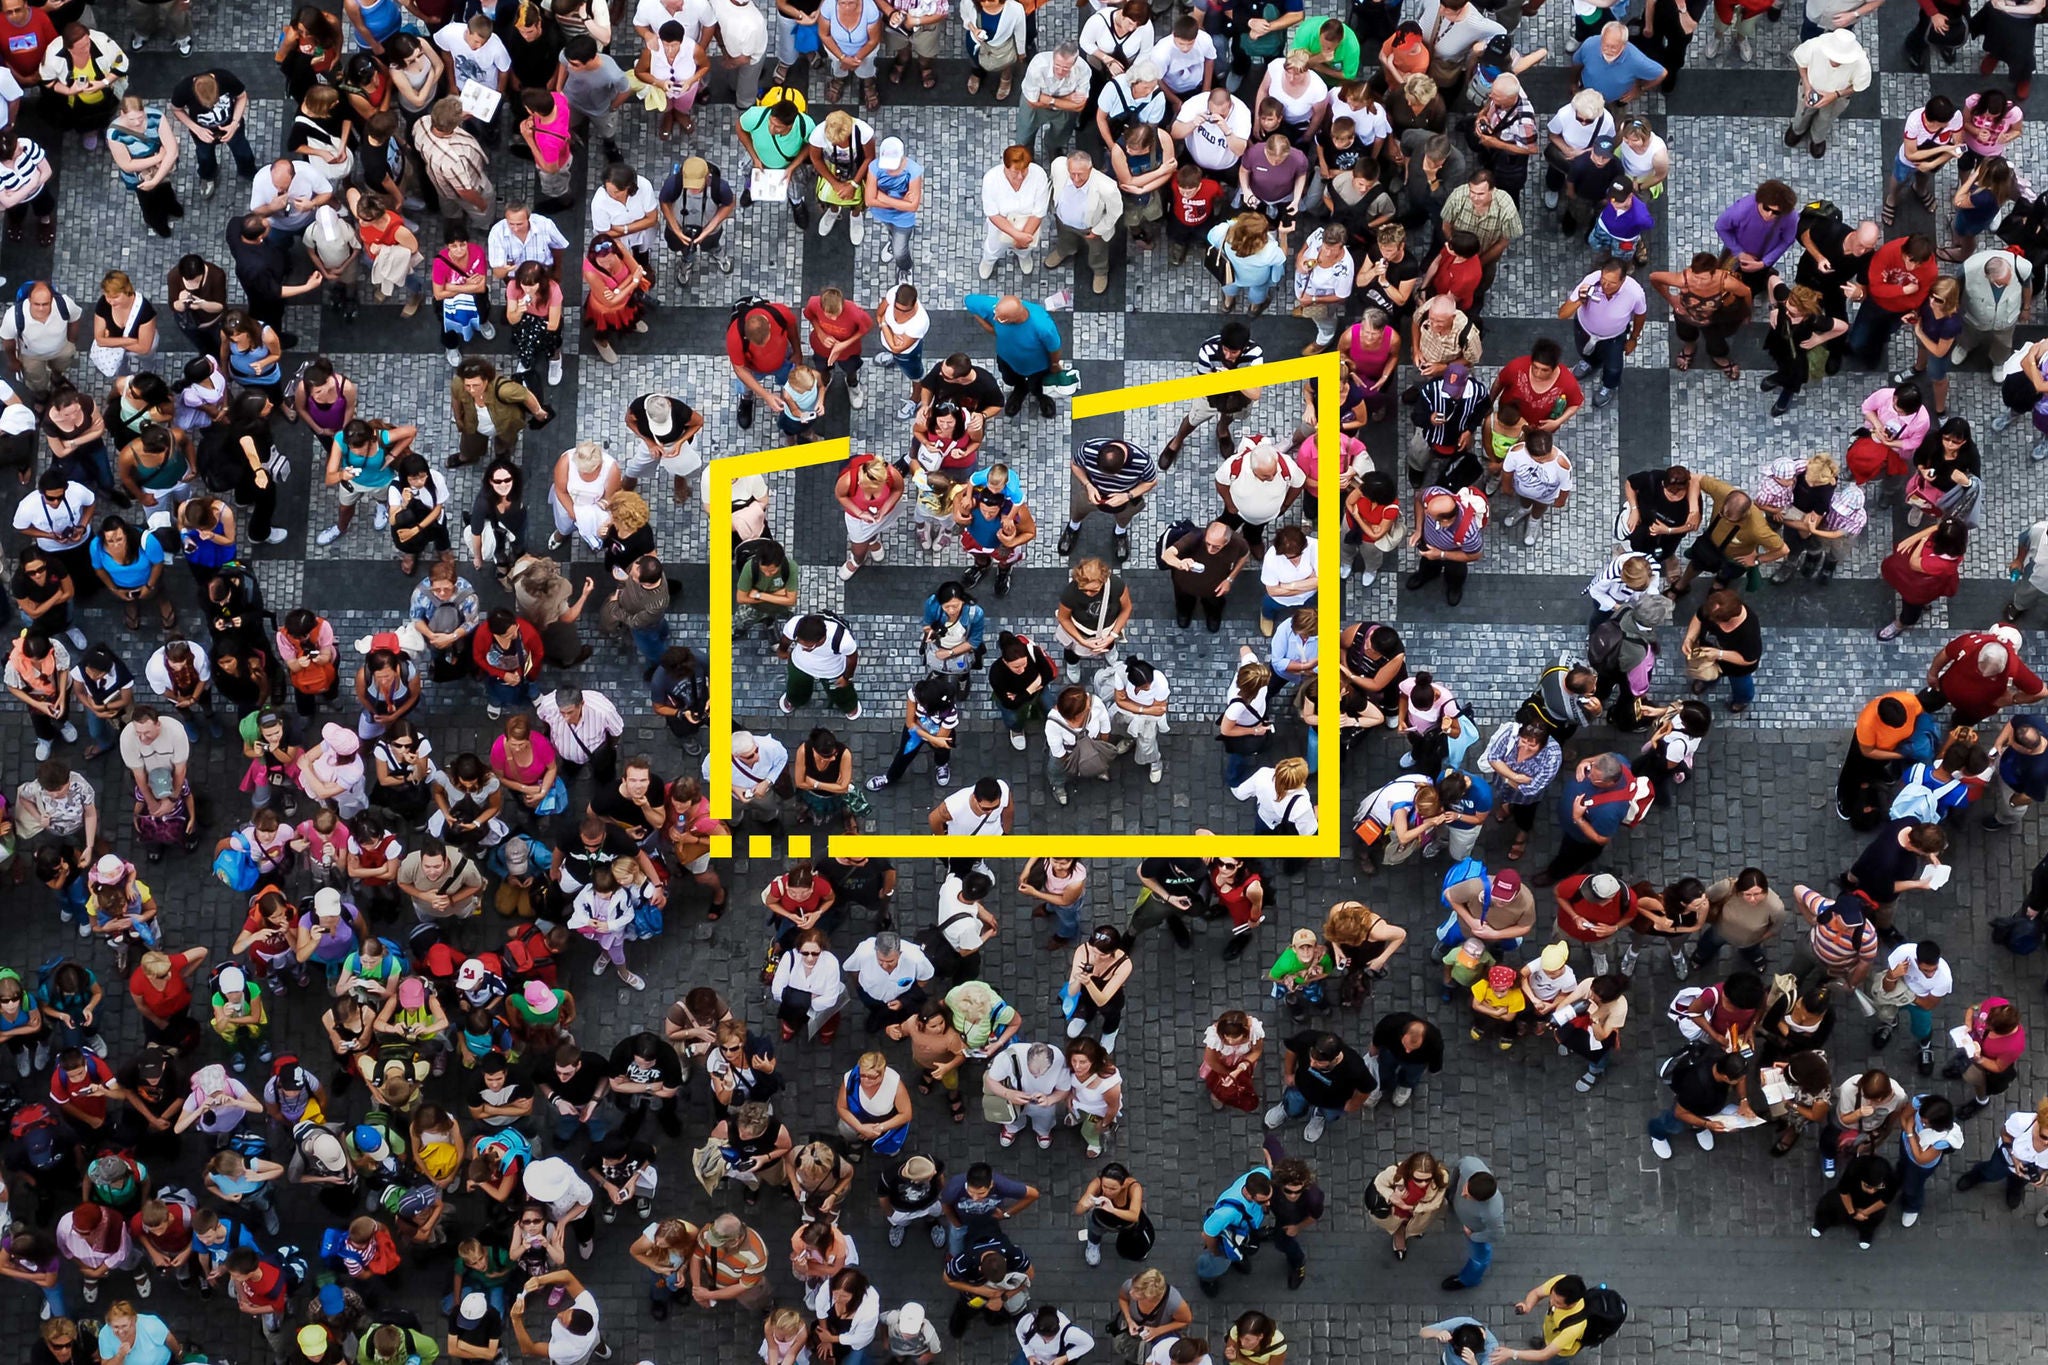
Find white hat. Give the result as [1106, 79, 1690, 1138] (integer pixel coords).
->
[92, 853, 126, 881]
[877, 136, 905, 170]
[897, 1304, 927, 1337]
[313, 887, 344, 919]
[217, 965, 247, 993]
[523, 1156, 577, 1204]
[458, 1293, 490, 1323]
[455, 960, 486, 990]
[1810, 27, 1864, 62]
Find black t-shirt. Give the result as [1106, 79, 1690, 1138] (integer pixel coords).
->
[535, 1057, 606, 1107]
[919, 362, 1004, 415]
[988, 647, 1057, 710]
[1357, 248, 1422, 320]
[1371, 1013, 1444, 1071]
[1669, 1055, 1732, 1117]
[876, 1153, 944, 1209]
[170, 69, 246, 128]
[590, 781, 669, 840]
[453, 1310, 503, 1353]
[93, 296, 156, 344]
[607, 1036, 684, 1089]
[1564, 152, 1618, 204]
[626, 394, 700, 442]
[822, 857, 893, 912]
[1847, 819, 1924, 904]
[116, 1058, 190, 1115]
[554, 828, 642, 886]
[1793, 214, 1866, 294]
[1625, 470, 1690, 538]
[499, 18, 563, 88]
[1695, 604, 1761, 677]
[226, 228, 294, 300]
[1283, 1030, 1376, 1107]
[1138, 856, 1206, 902]
[1059, 576, 1127, 633]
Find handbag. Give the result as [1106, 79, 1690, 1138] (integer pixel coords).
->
[1202, 244, 1236, 286]
[212, 833, 260, 893]
[1362, 1180, 1394, 1220]
[1105, 1324, 1146, 1363]
[792, 18, 821, 51]
[535, 779, 570, 817]
[1059, 980, 1081, 1018]
[1683, 647, 1722, 683]
[975, 35, 1019, 69]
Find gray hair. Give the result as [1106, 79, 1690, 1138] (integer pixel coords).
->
[1986, 254, 2013, 281]
[1978, 643, 2011, 676]
[1054, 39, 1079, 58]
[1589, 754, 1625, 783]
[874, 930, 902, 955]
[1025, 1042, 1059, 1073]
[555, 685, 584, 709]
[1067, 149, 1094, 171]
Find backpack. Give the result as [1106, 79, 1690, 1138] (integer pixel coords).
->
[1889, 762, 1963, 824]
[274, 1242, 310, 1291]
[1799, 198, 1843, 227]
[1154, 518, 1200, 572]
[9, 288, 76, 337]
[1560, 1285, 1629, 1348]
[1051, 715, 1116, 780]
[789, 610, 853, 655]
[212, 832, 261, 893]
[729, 296, 792, 350]
[1585, 773, 1655, 828]
[1586, 620, 1625, 674]
[755, 84, 807, 113]
[502, 923, 559, 987]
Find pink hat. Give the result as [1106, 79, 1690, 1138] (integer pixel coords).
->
[1486, 964, 1518, 991]
[322, 723, 360, 755]
[523, 980, 556, 1011]
[398, 978, 426, 1009]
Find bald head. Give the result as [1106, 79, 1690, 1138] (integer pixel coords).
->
[993, 295, 1028, 323]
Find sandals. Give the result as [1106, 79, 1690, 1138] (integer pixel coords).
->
[1508, 833, 1529, 861]
[1711, 356, 1741, 381]
[861, 79, 880, 111]
[994, 74, 1012, 100]
[824, 78, 845, 102]
[888, 56, 908, 84]
[35, 217, 54, 247]
[920, 62, 935, 88]
[1675, 346, 1695, 372]
[1880, 199, 1897, 227]
[965, 73, 981, 94]
[122, 602, 140, 631]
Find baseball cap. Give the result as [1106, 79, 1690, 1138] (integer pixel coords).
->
[678, 156, 709, 190]
[898, 1304, 928, 1337]
[1539, 942, 1571, 973]
[456, 960, 486, 990]
[217, 965, 247, 994]
[1585, 872, 1622, 900]
[1443, 362, 1471, 391]
[276, 1062, 307, 1091]
[136, 1047, 169, 1081]
[523, 980, 556, 1011]
[877, 136, 905, 170]
[313, 887, 343, 919]
[398, 977, 427, 1009]
[458, 1292, 490, 1324]
[298, 1328, 330, 1357]
[1591, 134, 1617, 155]
[352, 1124, 386, 1154]
[1489, 869, 1522, 901]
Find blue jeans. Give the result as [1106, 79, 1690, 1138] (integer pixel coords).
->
[553, 1109, 614, 1146]
[1262, 589, 1316, 622]
[1715, 672, 1757, 706]
[1051, 895, 1084, 941]
[1847, 299, 1904, 362]
[82, 708, 118, 751]
[1224, 750, 1259, 789]
[190, 126, 257, 180]
[1281, 1086, 1342, 1124]
[484, 677, 540, 708]
[886, 343, 924, 385]
[1577, 325, 1627, 390]
[1456, 1236, 1493, 1286]
[630, 621, 671, 667]
[1388, 1060, 1428, 1090]
[38, 1284, 65, 1319]
[647, 1269, 685, 1305]
[1195, 1242, 1242, 1283]
[1687, 925, 1768, 974]
[1895, 1156, 1940, 1212]
[732, 360, 795, 406]
[996, 698, 1043, 734]
[1647, 1106, 1690, 1143]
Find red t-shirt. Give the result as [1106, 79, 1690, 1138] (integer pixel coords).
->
[49, 1053, 116, 1122]
[1493, 355, 1584, 425]
[724, 301, 799, 374]
[1429, 250, 1484, 312]
[129, 1202, 191, 1255]
[0, 10, 55, 82]
[1934, 632, 2044, 716]
[803, 298, 874, 360]
[129, 951, 195, 1020]
[1554, 874, 1637, 942]
[1170, 177, 1225, 227]
[236, 1261, 289, 1314]
[1867, 238, 1937, 315]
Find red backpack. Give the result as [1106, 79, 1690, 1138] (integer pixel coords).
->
[501, 924, 558, 987]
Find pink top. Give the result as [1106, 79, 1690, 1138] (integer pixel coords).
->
[490, 732, 558, 784]
[1973, 996, 2027, 1067]
[1861, 388, 1932, 452]
[275, 617, 335, 665]
[432, 246, 488, 290]
[295, 816, 352, 865]
[1295, 431, 1366, 486]
[1962, 95, 2023, 156]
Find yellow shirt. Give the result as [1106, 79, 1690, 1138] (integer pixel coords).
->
[1471, 980, 1526, 1015]
[1539, 1278, 1591, 1358]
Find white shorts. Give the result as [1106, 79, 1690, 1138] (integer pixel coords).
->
[620, 442, 703, 482]
[338, 480, 392, 508]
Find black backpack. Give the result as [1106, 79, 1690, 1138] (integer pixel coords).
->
[1561, 1286, 1628, 1348]
[1587, 620, 1625, 673]
[1154, 518, 1200, 571]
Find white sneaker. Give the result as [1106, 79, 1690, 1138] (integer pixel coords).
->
[818, 209, 841, 237]
[548, 357, 564, 386]
[848, 383, 864, 410]
[592, 956, 610, 976]
[1083, 1238, 1101, 1266]
[977, 258, 995, 280]
[1696, 1129, 1716, 1151]
[1019, 255, 1035, 276]
[617, 968, 646, 991]
[478, 321, 497, 341]
[265, 528, 289, 544]
[175, 36, 191, 53]
[1651, 1137, 1673, 1160]
[136, 1272, 152, 1299]
[33, 740, 50, 761]
[1900, 1211, 1919, 1227]
[1302, 1113, 1327, 1143]
[1365, 1086, 1385, 1107]
[1149, 764, 1162, 784]
[1543, 189, 1560, 210]
[1053, 787, 1069, 804]
[374, 504, 390, 530]
[446, 348, 462, 367]
[896, 397, 918, 420]
[1263, 1103, 1287, 1129]
[1356, 568, 1377, 586]
[59, 722, 76, 743]
[1523, 519, 1539, 547]
[1009, 731, 1027, 750]
[317, 525, 343, 546]
[12, 1050, 26, 1077]
[848, 215, 865, 245]
[1392, 1086, 1413, 1108]
[1734, 33, 1753, 61]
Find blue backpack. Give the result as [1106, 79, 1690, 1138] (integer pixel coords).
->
[212, 833, 261, 893]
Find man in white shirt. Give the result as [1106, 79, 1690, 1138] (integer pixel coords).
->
[1215, 437, 1305, 547]
[487, 203, 570, 284]
[511, 1269, 609, 1365]
[929, 779, 1012, 835]
[983, 1041, 1072, 1147]
[711, 728, 789, 830]
[875, 281, 930, 419]
[703, 0, 768, 107]
[633, 0, 710, 47]
[0, 282, 80, 396]
[591, 164, 660, 268]
[843, 929, 935, 1032]
[435, 15, 513, 95]
[1232, 757, 1317, 835]
[1046, 150, 1122, 294]
[1172, 86, 1251, 174]
[1016, 42, 1089, 159]
[979, 145, 1050, 280]
[13, 469, 92, 554]
[247, 157, 332, 234]
[534, 685, 625, 784]
[1872, 940, 1953, 1070]
[778, 613, 860, 718]
[1148, 14, 1216, 105]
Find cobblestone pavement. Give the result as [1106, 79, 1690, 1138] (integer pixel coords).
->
[8, 0, 2048, 1362]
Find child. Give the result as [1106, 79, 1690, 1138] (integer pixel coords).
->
[1267, 927, 1334, 1021]
[209, 963, 272, 1073]
[1469, 963, 1526, 1050]
[174, 354, 229, 433]
[910, 467, 961, 557]
[293, 805, 352, 889]
[1441, 936, 1495, 1003]
[1499, 429, 1575, 549]
[1478, 399, 1528, 495]
[567, 860, 646, 991]
[1634, 697, 1713, 805]
[777, 364, 824, 443]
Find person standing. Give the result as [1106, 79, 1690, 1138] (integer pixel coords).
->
[1556, 259, 1645, 409]
[963, 291, 1064, 419]
[1442, 1155, 1502, 1291]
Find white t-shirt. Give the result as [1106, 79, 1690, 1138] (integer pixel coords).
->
[2004, 1111, 2048, 1169]
[1887, 944, 1954, 998]
[937, 786, 1009, 836]
[1502, 447, 1574, 504]
[878, 286, 930, 351]
[1147, 32, 1216, 92]
[1045, 695, 1111, 757]
[1546, 104, 1615, 154]
[707, 0, 768, 57]
[434, 24, 513, 88]
[1218, 449, 1306, 525]
[590, 176, 660, 250]
[842, 938, 934, 1000]
[780, 616, 857, 679]
[0, 293, 79, 359]
[982, 162, 1051, 226]
[936, 877, 987, 950]
[633, 0, 711, 40]
[548, 1290, 602, 1365]
[1113, 666, 1170, 712]
[1181, 97, 1252, 171]
[1259, 543, 1317, 606]
[1328, 92, 1390, 143]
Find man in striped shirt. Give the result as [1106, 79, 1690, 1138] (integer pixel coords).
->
[1060, 438, 1158, 564]
[413, 97, 495, 238]
[1405, 486, 1484, 607]
[1159, 322, 1266, 469]
[1790, 883, 1879, 991]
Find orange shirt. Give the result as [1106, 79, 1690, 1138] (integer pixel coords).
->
[1854, 690, 1921, 754]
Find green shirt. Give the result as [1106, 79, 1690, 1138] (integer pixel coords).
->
[1268, 946, 1335, 983]
[738, 557, 797, 600]
[1289, 19, 1358, 79]
[1441, 943, 1496, 987]
[739, 105, 816, 170]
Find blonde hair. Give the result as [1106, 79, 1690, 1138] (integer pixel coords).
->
[570, 439, 606, 473]
[822, 110, 854, 141]
[304, 84, 341, 116]
[1803, 451, 1839, 486]
[101, 270, 134, 299]
[1929, 276, 1961, 313]
[1071, 556, 1110, 592]
[607, 489, 649, 536]
[1131, 1268, 1168, 1298]
[1401, 73, 1437, 106]
[1273, 757, 1309, 793]
[766, 1308, 807, 1340]
[139, 951, 172, 980]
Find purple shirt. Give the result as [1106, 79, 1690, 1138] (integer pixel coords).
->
[1571, 272, 1647, 339]
[1419, 487, 1484, 554]
[1597, 196, 1655, 243]
[1714, 194, 1796, 266]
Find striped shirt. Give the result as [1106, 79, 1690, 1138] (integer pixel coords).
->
[0, 135, 46, 198]
[1419, 486, 1484, 555]
[1075, 439, 1158, 497]
[1797, 885, 1877, 972]
[1195, 335, 1266, 373]
[411, 118, 493, 202]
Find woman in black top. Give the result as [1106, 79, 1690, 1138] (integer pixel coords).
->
[13, 548, 79, 644]
[1762, 282, 1848, 418]
[1683, 588, 1762, 714]
[201, 391, 282, 544]
[986, 631, 1057, 741]
[1907, 417, 1980, 526]
[467, 458, 529, 582]
[40, 386, 118, 502]
[600, 492, 657, 580]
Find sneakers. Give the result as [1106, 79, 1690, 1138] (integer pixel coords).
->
[12, 1049, 26, 1077]
[175, 35, 191, 53]
[478, 321, 497, 341]
[593, 955, 610, 976]
[848, 215, 866, 245]
[843, 703, 862, 720]
[58, 721, 75, 743]
[1543, 189, 1560, 210]
[1900, 1210, 1919, 1228]
[1872, 1023, 1895, 1049]
[1523, 518, 1539, 547]
[1302, 1113, 1327, 1143]
[777, 694, 794, 714]
[977, 259, 995, 280]
[548, 357, 564, 386]
[1148, 764, 1162, 784]
[1993, 409, 2020, 432]
[737, 397, 756, 429]
[1698, 22, 1721, 54]
[1734, 33, 1753, 60]
[1082, 1234, 1102, 1266]
[1697, 1129, 1716, 1151]
[1392, 1086, 1412, 1107]
[1571, 360, 1594, 379]
[1263, 1102, 1288, 1129]
[136, 1271, 152, 1298]
[446, 347, 462, 367]
[848, 381, 864, 409]
[265, 528, 289, 544]
[1019, 256, 1034, 276]
[887, 1223, 906, 1248]
[1592, 385, 1616, 409]
[818, 209, 842, 237]
[317, 524, 344, 546]
[929, 1221, 948, 1248]
[33, 740, 50, 761]
[896, 397, 919, 420]
[1009, 731, 1027, 750]
[1651, 1137, 1673, 1160]
[374, 504, 390, 530]
[1575, 1070, 1600, 1092]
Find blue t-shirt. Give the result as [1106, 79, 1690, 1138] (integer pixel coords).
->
[1440, 767, 1494, 819]
[90, 532, 168, 591]
[1999, 716, 2048, 799]
[1201, 1166, 1272, 1238]
[1560, 756, 1631, 840]
[1572, 41, 1664, 101]
[99, 1314, 173, 1365]
[962, 294, 1063, 377]
[869, 158, 921, 230]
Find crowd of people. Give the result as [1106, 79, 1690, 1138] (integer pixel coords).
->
[0, 0, 2042, 1356]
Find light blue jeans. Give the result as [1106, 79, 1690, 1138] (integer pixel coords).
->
[1222, 259, 1285, 305]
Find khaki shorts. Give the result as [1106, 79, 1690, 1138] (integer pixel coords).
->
[885, 23, 942, 58]
[337, 480, 389, 508]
